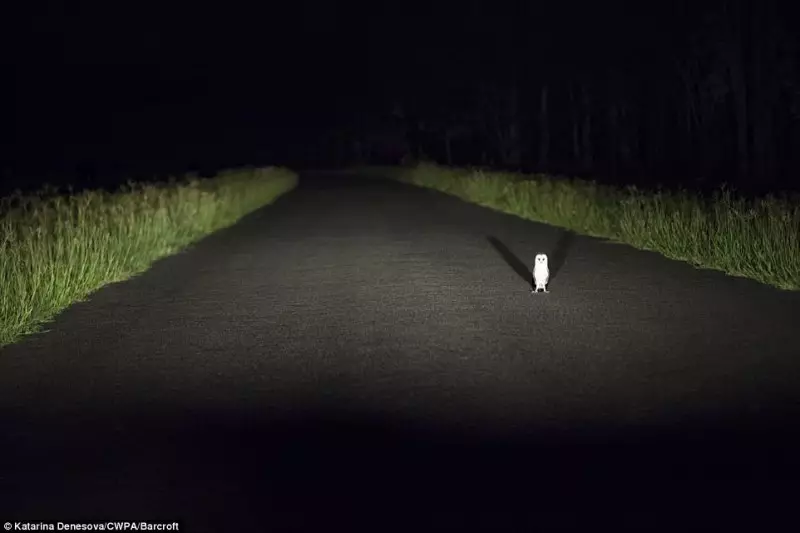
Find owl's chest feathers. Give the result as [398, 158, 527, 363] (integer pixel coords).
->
[533, 266, 549, 280]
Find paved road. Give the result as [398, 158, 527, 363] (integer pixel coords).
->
[2, 172, 799, 531]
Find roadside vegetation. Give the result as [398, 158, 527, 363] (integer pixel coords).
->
[0, 166, 298, 347]
[354, 162, 800, 292]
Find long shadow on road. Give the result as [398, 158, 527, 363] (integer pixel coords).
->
[548, 229, 574, 284]
[487, 236, 531, 286]
[487, 229, 574, 290]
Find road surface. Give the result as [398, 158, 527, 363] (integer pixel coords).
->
[2, 172, 799, 531]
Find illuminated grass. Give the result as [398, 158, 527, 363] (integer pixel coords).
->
[0, 166, 298, 347]
[354, 162, 800, 291]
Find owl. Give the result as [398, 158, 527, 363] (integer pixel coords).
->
[532, 253, 549, 293]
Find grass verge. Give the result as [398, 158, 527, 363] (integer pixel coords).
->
[351, 162, 800, 291]
[0, 166, 298, 347]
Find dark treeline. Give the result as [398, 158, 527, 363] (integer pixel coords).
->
[0, 62, 294, 196]
[311, 0, 800, 197]
[1, 0, 799, 198]
[0, 0, 345, 196]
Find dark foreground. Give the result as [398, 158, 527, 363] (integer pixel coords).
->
[2, 173, 799, 531]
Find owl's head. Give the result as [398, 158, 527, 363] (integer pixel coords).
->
[535, 253, 548, 267]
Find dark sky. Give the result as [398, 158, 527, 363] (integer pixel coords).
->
[1, 0, 694, 114]
[2, 0, 796, 184]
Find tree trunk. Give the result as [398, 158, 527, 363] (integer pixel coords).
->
[569, 82, 581, 168]
[506, 85, 521, 167]
[750, 1, 779, 188]
[730, 57, 749, 183]
[721, 0, 750, 184]
[676, 56, 701, 168]
[629, 86, 644, 175]
[581, 84, 593, 171]
[538, 84, 549, 171]
[444, 130, 453, 165]
[609, 101, 619, 179]
[619, 102, 634, 172]
[648, 85, 665, 171]
[353, 139, 364, 163]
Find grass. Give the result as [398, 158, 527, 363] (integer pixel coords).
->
[0, 166, 298, 347]
[351, 162, 800, 291]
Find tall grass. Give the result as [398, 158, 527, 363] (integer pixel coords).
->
[355, 162, 800, 291]
[0, 166, 298, 347]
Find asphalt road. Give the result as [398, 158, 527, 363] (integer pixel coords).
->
[2, 172, 799, 531]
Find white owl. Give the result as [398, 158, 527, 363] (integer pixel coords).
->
[532, 253, 549, 293]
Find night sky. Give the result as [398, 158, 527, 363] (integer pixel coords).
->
[1, 0, 798, 195]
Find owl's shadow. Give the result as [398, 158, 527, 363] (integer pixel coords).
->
[487, 230, 574, 289]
